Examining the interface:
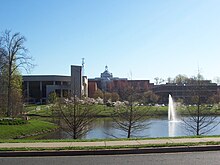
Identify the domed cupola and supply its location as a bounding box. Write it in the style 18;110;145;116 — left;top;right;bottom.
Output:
101;65;113;80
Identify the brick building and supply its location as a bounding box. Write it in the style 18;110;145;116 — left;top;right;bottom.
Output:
88;66;153;98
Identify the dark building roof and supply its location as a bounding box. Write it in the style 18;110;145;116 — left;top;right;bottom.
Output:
22;75;71;82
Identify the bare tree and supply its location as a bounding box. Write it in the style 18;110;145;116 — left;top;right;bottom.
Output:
181;74;220;135
0;30;34;117
0;48;7;114
111;85;150;138
52;96;99;139
182;104;220;136
154;77;164;85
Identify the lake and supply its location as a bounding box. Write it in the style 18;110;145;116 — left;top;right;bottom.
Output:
38;116;220;139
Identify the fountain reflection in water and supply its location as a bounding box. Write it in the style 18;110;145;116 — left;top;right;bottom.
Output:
168;120;179;137
168;94;180;137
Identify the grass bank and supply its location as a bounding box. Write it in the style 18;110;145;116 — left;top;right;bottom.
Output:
0;119;57;139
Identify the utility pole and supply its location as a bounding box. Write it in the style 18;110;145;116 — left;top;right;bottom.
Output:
82;58;85;76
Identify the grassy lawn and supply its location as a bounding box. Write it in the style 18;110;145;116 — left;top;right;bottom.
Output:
24;104;170;117
0;119;57;139
25;104;53;117
24;103;220;118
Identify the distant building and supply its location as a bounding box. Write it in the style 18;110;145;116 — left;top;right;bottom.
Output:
23;65;154;104
22;64;219;104
88;66;153;98
22;75;71;104
152;81;218;104
71;65;82;97
88;80;98;98
88;66;126;92
23;65;87;104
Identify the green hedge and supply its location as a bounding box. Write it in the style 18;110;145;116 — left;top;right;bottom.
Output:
0;118;28;125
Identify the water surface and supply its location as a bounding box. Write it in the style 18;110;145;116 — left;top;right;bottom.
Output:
39;116;220;139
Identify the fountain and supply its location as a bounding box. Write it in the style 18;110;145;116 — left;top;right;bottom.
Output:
168;94;181;137
168;94;177;121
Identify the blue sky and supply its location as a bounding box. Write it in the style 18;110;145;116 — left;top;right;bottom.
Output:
1;0;220;83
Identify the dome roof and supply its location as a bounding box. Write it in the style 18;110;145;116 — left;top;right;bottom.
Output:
101;66;113;80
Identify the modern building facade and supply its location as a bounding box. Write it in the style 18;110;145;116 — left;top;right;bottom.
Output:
22;75;71;104
23;65;87;104
71;65;82;97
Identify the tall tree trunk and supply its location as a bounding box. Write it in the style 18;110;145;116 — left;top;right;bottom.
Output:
196;99;200;135
7;65;12;117
127;104;133;138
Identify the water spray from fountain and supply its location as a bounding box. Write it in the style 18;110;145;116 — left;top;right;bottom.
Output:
168;94;177;121
168;94;180;137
